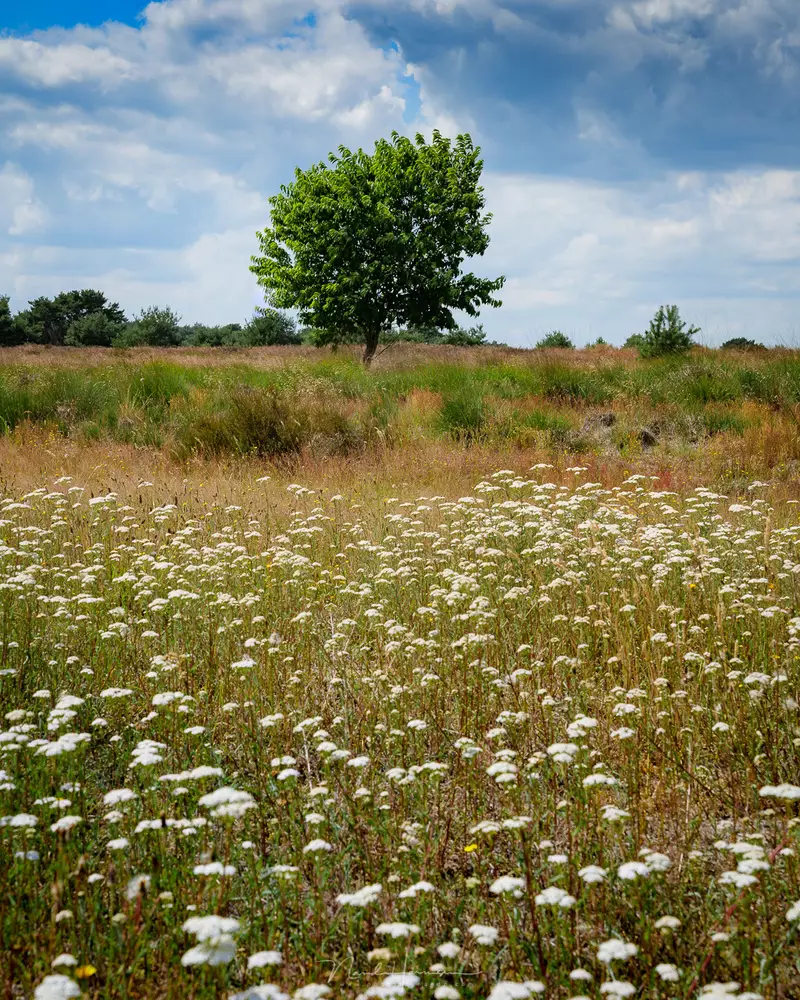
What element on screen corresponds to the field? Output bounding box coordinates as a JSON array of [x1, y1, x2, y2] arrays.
[[1, 347, 799, 1000]]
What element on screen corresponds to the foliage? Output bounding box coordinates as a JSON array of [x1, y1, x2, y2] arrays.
[[181, 323, 243, 347], [623, 333, 647, 351], [721, 337, 767, 352], [240, 308, 302, 347], [114, 306, 183, 347], [536, 330, 575, 349], [250, 130, 505, 363], [440, 323, 488, 346], [639, 304, 699, 357], [0, 295, 22, 347], [15, 289, 126, 346], [64, 312, 124, 347]]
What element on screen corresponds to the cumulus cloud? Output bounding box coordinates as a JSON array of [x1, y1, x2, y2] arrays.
[[480, 168, 800, 344]]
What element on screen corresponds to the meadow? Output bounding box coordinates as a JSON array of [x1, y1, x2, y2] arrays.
[[0, 347, 799, 1000], [1, 345, 800, 498]]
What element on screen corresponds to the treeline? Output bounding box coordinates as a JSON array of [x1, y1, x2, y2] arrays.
[[0, 290, 497, 349]]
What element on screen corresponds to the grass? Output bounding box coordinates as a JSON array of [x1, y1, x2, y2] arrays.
[[0, 470, 798, 1000], [0, 349, 800, 490]]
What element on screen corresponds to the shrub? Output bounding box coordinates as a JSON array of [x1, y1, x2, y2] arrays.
[[536, 330, 574, 349], [441, 324, 488, 346], [241, 309, 302, 346], [114, 307, 183, 347], [183, 323, 243, 347], [639, 305, 699, 357], [65, 313, 123, 347], [623, 333, 646, 351], [721, 337, 766, 352]]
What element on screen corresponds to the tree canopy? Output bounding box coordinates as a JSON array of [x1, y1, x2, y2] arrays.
[[15, 289, 127, 346], [250, 130, 505, 363]]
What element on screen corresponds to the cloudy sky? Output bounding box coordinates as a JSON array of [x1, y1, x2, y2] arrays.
[[1, 0, 799, 345]]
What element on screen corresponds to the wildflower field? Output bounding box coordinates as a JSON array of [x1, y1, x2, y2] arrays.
[[1, 460, 799, 1000]]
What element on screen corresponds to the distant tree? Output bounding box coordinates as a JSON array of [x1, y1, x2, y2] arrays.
[[441, 324, 488, 346], [623, 333, 647, 351], [536, 330, 574, 349], [720, 337, 766, 352], [0, 295, 24, 347], [240, 309, 301, 346], [640, 305, 699, 357], [382, 325, 444, 345], [184, 323, 243, 347], [589, 337, 609, 347], [114, 306, 182, 347], [251, 130, 504, 365], [15, 289, 126, 346], [65, 312, 124, 347], [16, 296, 67, 345]]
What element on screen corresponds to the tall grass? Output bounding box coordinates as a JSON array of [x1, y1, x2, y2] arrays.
[[0, 354, 799, 472]]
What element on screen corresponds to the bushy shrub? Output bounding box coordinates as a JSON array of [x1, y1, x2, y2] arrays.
[[721, 337, 766, 352], [241, 309, 301, 346], [65, 312, 123, 347], [183, 323, 243, 347], [441, 324, 488, 346], [114, 307, 183, 347], [623, 333, 646, 351], [536, 331, 574, 349], [639, 305, 699, 357]]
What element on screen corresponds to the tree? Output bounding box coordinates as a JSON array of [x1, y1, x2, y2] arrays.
[[640, 305, 699, 357], [241, 308, 301, 346], [624, 333, 646, 351], [0, 295, 24, 347], [65, 312, 124, 347], [15, 289, 126, 346], [720, 337, 766, 352], [536, 331, 574, 349], [183, 323, 243, 347], [441, 324, 487, 346], [17, 296, 67, 345], [251, 130, 505, 365], [114, 306, 182, 347]]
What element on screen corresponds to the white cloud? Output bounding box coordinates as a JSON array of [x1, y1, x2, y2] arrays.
[[0, 163, 48, 236], [479, 168, 800, 344], [0, 39, 135, 88]]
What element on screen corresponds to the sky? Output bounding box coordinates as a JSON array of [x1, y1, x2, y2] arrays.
[[1, 0, 799, 346]]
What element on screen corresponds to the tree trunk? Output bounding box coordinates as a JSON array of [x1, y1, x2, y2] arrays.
[[362, 329, 380, 366]]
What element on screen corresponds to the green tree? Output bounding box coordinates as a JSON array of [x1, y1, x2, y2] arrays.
[[65, 312, 124, 347], [623, 333, 646, 351], [183, 323, 243, 347], [241, 308, 301, 346], [0, 295, 24, 347], [251, 130, 504, 365], [114, 306, 182, 347], [15, 289, 126, 345], [720, 337, 766, 352], [536, 330, 574, 349], [640, 305, 699, 357], [441, 324, 487, 346]]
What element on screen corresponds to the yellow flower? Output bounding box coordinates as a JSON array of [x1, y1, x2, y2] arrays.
[[76, 965, 97, 978], [464, 843, 478, 853]]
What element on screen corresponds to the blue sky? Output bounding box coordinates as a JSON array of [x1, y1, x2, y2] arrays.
[[1, 0, 799, 345]]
